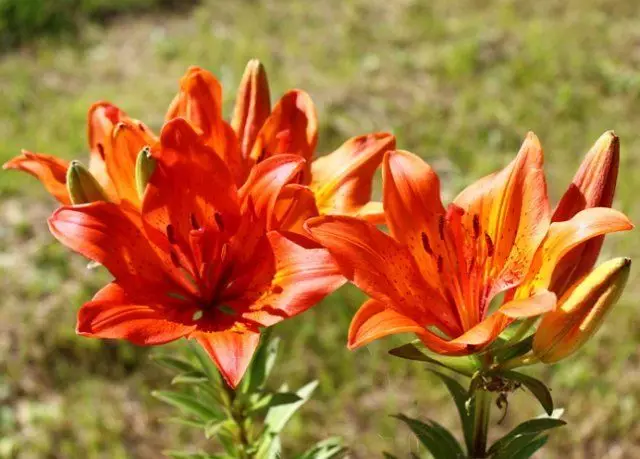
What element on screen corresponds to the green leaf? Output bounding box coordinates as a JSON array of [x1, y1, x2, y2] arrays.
[[489, 418, 566, 455], [164, 451, 221, 459], [204, 419, 237, 439], [382, 453, 400, 459], [492, 434, 549, 459], [247, 392, 302, 416], [150, 354, 198, 374], [264, 380, 318, 434], [188, 340, 223, 387], [393, 414, 465, 459], [243, 335, 280, 394], [389, 342, 478, 377], [171, 371, 209, 385], [295, 437, 347, 459], [162, 416, 208, 430], [429, 371, 474, 454], [501, 371, 554, 415], [152, 390, 223, 421]]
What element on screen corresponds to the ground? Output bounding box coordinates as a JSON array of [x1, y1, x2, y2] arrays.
[[1, 0, 639, 457]]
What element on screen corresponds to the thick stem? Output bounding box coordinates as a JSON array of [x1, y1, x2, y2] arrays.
[[471, 389, 492, 458]]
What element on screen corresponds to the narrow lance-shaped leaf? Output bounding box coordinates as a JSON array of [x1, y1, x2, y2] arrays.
[[152, 390, 224, 421], [488, 417, 566, 455], [429, 371, 474, 454], [389, 342, 479, 377], [492, 434, 550, 459], [501, 370, 554, 415]]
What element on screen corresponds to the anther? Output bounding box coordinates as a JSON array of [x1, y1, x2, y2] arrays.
[[272, 285, 283, 294], [214, 212, 224, 231], [484, 232, 495, 257], [421, 232, 432, 254], [438, 215, 445, 241], [473, 215, 480, 239], [190, 213, 200, 230], [467, 257, 476, 275], [166, 224, 176, 244], [170, 248, 181, 268]]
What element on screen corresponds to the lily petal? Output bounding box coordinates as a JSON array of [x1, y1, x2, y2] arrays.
[[271, 184, 320, 234], [193, 330, 261, 388], [238, 154, 305, 229], [108, 120, 155, 206], [450, 291, 556, 348], [144, 118, 241, 241], [520, 207, 633, 295], [231, 59, 271, 159], [455, 133, 551, 295], [165, 67, 244, 182], [348, 298, 427, 349], [305, 215, 459, 335], [383, 150, 446, 290], [77, 282, 197, 345], [165, 66, 223, 140], [87, 101, 126, 197], [242, 231, 346, 327], [250, 90, 318, 179], [311, 133, 395, 217], [3, 150, 71, 204], [48, 202, 172, 288]]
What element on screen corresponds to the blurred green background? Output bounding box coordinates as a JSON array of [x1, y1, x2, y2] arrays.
[[1, 0, 639, 457]]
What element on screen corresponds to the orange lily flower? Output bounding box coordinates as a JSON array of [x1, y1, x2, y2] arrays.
[[305, 133, 632, 355], [3, 102, 155, 207], [47, 119, 345, 387], [6, 61, 394, 229], [166, 61, 395, 227]]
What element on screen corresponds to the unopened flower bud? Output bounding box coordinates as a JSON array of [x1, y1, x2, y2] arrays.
[[533, 257, 631, 363], [66, 161, 108, 204], [232, 59, 271, 158], [135, 146, 156, 199], [550, 131, 620, 295]]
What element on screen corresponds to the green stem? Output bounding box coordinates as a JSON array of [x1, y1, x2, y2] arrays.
[[223, 383, 254, 458], [505, 317, 537, 346], [471, 389, 492, 458]]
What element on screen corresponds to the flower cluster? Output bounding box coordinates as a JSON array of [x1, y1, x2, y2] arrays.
[[4, 60, 632, 396]]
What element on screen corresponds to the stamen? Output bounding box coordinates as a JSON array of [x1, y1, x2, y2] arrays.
[[217, 304, 236, 316], [438, 215, 445, 241], [214, 212, 224, 231], [420, 232, 432, 254], [272, 285, 283, 294], [166, 224, 176, 244], [190, 213, 200, 230], [473, 214, 480, 239], [437, 255, 444, 273], [467, 257, 476, 275], [167, 291, 188, 301], [484, 232, 495, 257], [170, 248, 181, 268]]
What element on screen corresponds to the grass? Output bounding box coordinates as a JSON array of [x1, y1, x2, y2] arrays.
[[1, 0, 640, 457]]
